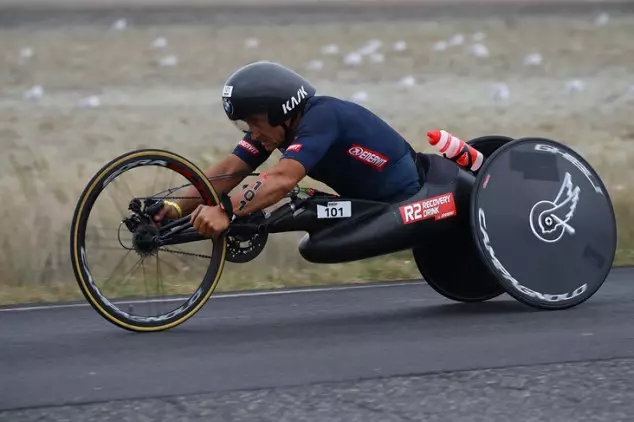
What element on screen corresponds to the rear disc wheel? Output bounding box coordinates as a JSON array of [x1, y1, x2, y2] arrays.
[[470, 137, 617, 310]]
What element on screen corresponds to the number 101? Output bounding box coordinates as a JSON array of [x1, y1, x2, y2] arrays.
[[325, 207, 345, 217]]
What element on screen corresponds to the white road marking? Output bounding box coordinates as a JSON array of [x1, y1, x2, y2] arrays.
[[0, 281, 425, 313]]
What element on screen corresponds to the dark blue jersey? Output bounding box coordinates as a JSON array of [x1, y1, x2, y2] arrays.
[[231, 96, 421, 202]]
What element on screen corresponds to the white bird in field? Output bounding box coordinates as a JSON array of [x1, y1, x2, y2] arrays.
[[111, 19, 127, 30], [77, 95, 102, 108], [343, 52, 363, 66], [20, 47, 34, 59], [565, 79, 586, 93], [490, 83, 510, 101], [357, 39, 383, 56], [594, 12, 610, 26], [244, 38, 260, 48], [23, 85, 44, 100], [158, 55, 178, 67], [320, 44, 339, 55], [350, 91, 368, 103], [469, 44, 490, 58], [432, 41, 448, 52], [397, 76, 416, 89], [369, 53, 385, 63], [151, 37, 167, 49], [449, 33, 465, 46], [306, 60, 324, 71], [392, 41, 407, 52], [472, 32, 486, 42], [524, 53, 543, 66]]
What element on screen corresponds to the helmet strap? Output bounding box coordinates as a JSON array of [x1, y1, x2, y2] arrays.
[[281, 111, 302, 146], [278, 101, 306, 148], [282, 122, 292, 144]]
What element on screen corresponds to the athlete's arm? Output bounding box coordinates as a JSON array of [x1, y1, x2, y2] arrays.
[[231, 103, 339, 216], [164, 134, 271, 219], [230, 158, 306, 216], [172, 154, 253, 216], [189, 104, 339, 236]]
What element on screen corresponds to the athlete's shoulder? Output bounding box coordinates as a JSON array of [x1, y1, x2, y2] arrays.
[[303, 95, 355, 111], [300, 94, 365, 124], [305, 94, 384, 122], [295, 95, 342, 129]]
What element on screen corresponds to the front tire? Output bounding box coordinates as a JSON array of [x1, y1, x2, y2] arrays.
[[69, 149, 227, 332]]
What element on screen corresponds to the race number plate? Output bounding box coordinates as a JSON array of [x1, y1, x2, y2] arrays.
[[317, 201, 352, 219]]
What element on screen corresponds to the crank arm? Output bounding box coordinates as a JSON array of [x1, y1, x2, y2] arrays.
[[157, 215, 195, 245], [158, 228, 206, 246]]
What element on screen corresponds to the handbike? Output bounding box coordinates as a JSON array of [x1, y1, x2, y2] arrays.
[[70, 135, 617, 332]]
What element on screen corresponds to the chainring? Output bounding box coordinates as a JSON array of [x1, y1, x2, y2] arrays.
[[225, 211, 269, 263], [226, 230, 268, 263]]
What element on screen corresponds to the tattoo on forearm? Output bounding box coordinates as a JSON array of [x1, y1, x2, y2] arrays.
[[238, 180, 264, 211]]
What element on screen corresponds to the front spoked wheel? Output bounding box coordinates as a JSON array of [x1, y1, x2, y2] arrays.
[[70, 149, 227, 332]]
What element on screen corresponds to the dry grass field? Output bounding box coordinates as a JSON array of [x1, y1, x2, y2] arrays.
[[1, 7, 633, 304]]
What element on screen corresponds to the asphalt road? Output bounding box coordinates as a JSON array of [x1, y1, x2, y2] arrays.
[[1, 267, 633, 421]]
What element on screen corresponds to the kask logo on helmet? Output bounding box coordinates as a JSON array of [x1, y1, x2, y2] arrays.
[[282, 85, 309, 115]]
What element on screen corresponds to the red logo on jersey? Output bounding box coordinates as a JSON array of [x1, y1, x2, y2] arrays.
[[286, 144, 302, 152], [347, 145, 389, 171], [398, 193, 456, 224], [238, 139, 259, 156]]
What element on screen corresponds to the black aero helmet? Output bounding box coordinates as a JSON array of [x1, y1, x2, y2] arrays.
[[221, 61, 316, 132]]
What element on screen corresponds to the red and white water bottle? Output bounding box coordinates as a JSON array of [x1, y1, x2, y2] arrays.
[[427, 130, 484, 172]]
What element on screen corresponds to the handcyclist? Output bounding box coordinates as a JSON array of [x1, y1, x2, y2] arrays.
[[153, 60, 425, 238]]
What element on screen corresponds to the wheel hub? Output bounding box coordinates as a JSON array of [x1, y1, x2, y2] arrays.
[[132, 224, 159, 257]]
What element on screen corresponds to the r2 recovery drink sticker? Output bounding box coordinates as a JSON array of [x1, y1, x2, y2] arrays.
[[399, 192, 456, 224]]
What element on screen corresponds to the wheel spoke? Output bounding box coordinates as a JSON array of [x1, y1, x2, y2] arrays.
[[102, 255, 144, 294], [155, 252, 165, 308], [100, 248, 134, 290], [154, 253, 184, 273], [104, 185, 127, 220]]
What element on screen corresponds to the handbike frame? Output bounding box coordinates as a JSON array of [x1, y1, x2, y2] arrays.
[[155, 188, 360, 248], [154, 155, 478, 265], [151, 135, 518, 254]]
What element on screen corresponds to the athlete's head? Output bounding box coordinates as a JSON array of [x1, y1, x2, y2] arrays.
[[221, 61, 316, 151]]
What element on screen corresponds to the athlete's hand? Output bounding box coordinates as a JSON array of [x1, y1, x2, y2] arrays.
[[153, 201, 181, 224], [191, 205, 230, 238]]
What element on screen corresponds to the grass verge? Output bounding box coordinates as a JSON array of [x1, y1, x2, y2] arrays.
[[1, 14, 633, 305]]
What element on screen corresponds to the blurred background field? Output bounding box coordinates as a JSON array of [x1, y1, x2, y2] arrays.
[[1, 1, 633, 305]]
